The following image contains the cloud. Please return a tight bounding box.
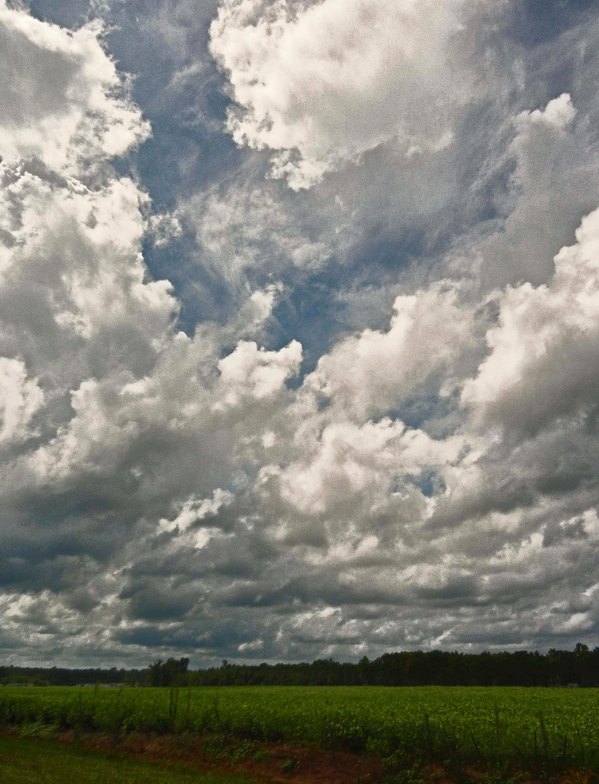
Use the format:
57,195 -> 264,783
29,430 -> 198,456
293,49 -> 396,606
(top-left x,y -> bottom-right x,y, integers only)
216,339 -> 302,407
273,417 -> 463,519
463,205 -> 599,434
0,358 -> 44,445
159,488 -> 234,534
0,0 -> 148,176
210,0 -> 490,189
307,286 -> 476,421
3,0 -> 599,667
189,182 -> 332,283
450,93 -> 599,292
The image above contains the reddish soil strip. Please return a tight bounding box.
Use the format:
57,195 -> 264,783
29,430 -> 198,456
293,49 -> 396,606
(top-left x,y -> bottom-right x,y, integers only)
60,732 -> 384,784
3,729 -> 598,784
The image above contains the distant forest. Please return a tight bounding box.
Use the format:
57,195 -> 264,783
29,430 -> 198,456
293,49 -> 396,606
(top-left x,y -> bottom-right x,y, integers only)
2,644 -> 599,687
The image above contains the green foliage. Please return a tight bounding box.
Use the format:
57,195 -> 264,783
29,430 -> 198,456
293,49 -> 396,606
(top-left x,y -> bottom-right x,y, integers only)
185,646 -> 599,687
0,685 -> 598,772
280,756 -> 299,772
146,658 -> 190,687
2,644 -> 599,687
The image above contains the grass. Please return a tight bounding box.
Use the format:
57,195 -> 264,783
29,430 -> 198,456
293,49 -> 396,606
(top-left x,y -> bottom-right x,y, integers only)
0,734 -> 257,784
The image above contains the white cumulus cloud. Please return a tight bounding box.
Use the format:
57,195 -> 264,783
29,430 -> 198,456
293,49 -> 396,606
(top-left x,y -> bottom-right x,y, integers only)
210,0 -> 488,188
308,286 -> 475,420
216,339 -> 302,407
0,357 -> 44,445
0,0 -> 148,176
463,206 -> 599,434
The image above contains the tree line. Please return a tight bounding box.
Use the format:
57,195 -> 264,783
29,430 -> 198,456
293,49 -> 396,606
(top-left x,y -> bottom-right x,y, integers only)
1,644 -> 597,687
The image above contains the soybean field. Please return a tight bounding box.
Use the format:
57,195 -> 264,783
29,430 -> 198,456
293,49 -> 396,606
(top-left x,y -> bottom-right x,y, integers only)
1,685 -> 599,773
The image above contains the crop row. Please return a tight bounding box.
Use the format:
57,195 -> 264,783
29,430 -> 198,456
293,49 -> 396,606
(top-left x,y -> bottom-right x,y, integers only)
1,686 -> 598,771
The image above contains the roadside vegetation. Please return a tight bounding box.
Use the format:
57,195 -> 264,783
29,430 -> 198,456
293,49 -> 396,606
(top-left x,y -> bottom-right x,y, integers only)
0,734 -> 256,784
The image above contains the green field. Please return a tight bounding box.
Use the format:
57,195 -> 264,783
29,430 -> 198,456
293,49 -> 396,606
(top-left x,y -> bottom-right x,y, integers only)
0,734 -> 256,784
1,685 -> 598,773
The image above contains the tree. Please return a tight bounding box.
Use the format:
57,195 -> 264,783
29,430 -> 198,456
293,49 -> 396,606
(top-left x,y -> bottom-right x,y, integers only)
146,657 -> 189,686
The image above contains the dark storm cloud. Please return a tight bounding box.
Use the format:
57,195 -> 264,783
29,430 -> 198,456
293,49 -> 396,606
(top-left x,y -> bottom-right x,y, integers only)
120,578 -> 201,621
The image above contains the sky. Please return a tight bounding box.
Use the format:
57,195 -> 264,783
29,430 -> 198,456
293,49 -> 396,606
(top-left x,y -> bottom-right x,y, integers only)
1,0 -> 599,668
